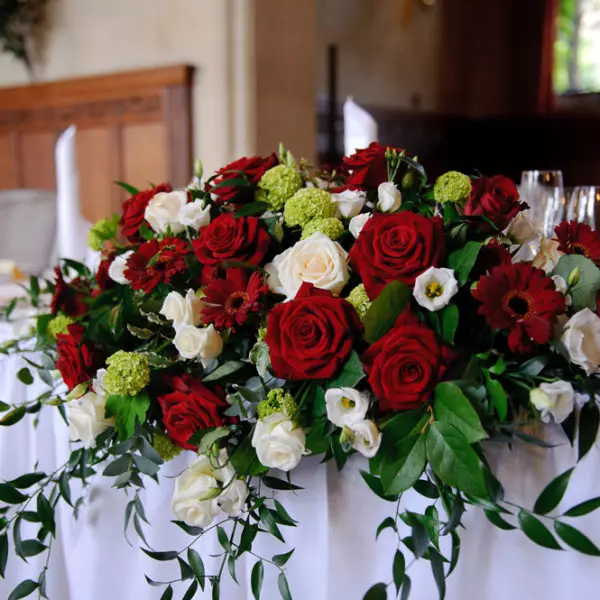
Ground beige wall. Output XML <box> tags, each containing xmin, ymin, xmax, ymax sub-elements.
<box><xmin>316</xmin><ymin>0</ymin><xmax>441</xmax><ymax>111</ymax></box>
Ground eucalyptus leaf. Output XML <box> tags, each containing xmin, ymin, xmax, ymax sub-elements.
<box><xmin>552</xmin><ymin>254</ymin><xmax>600</xmax><ymax>310</ymax></box>
<box><xmin>203</xmin><ymin>361</ymin><xmax>246</xmax><ymax>382</ymax></box>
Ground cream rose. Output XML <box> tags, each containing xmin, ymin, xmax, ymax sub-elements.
<box><xmin>108</xmin><ymin>251</ymin><xmax>134</xmax><ymax>285</ymax></box>
<box><xmin>66</xmin><ymin>391</ymin><xmax>113</xmax><ymax>449</ymax></box>
<box><xmin>160</xmin><ymin>290</ymin><xmax>204</xmax><ymax>328</ymax></box>
<box><xmin>265</xmin><ymin>232</ymin><xmax>349</xmax><ymax>299</ymax></box>
<box><xmin>413</xmin><ymin>267</ymin><xmax>459</xmax><ymax>312</ymax></box>
<box><xmin>173</xmin><ymin>324</ymin><xmax>223</xmax><ymax>360</ymax></box>
<box><xmin>349</xmin><ymin>213</ymin><xmax>372</xmax><ymax>238</ymax></box>
<box><xmin>217</xmin><ymin>480</ymin><xmax>249</xmax><ymax>518</ymax></box>
<box><xmin>561</xmin><ymin>308</ymin><xmax>600</xmax><ymax>375</ymax></box>
<box><xmin>532</xmin><ymin>237</ymin><xmax>562</xmax><ymax>273</ymax></box>
<box><xmin>252</xmin><ymin>412</ymin><xmax>306</xmax><ymax>471</ymax></box>
<box><xmin>145</xmin><ymin>190</ymin><xmax>188</xmax><ymax>234</ymax></box>
<box><xmin>530</xmin><ymin>380</ymin><xmax>575</xmax><ymax>424</ymax></box>
<box><xmin>331</xmin><ymin>188</ymin><xmax>366</xmax><ymax>219</ymax></box>
<box><xmin>377</xmin><ymin>182</ymin><xmax>402</xmax><ymax>212</ymax></box>
<box><xmin>179</xmin><ymin>200</ymin><xmax>211</xmax><ymax>230</ymax></box>
<box><xmin>325</xmin><ymin>387</ymin><xmax>369</xmax><ymax>427</ymax></box>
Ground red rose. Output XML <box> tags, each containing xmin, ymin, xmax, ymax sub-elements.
<box><xmin>92</xmin><ymin>253</ymin><xmax>115</xmax><ymax>297</ymax></box>
<box><xmin>51</xmin><ymin>266</ymin><xmax>90</xmax><ymax>317</ymax></box>
<box><xmin>343</xmin><ymin>142</ymin><xmax>409</xmax><ymax>188</ymax></box>
<box><xmin>554</xmin><ymin>221</ymin><xmax>600</xmax><ymax>267</ymax></box>
<box><xmin>56</xmin><ymin>324</ymin><xmax>99</xmax><ymax>390</ymax></box>
<box><xmin>158</xmin><ymin>374</ymin><xmax>229</xmax><ymax>450</ymax></box>
<box><xmin>463</xmin><ymin>175</ymin><xmax>526</xmax><ymax>231</ymax></box>
<box><xmin>266</xmin><ymin>283</ymin><xmax>363</xmax><ymax>381</ymax></box>
<box><xmin>207</xmin><ymin>153</ymin><xmax>277</xmax><ymax>205</ymax></box>
<box><xmin>362</xmin><ymin>310</ymin><xmax>453</xmax><ymax>412</ymax></box>
<box><xmin>348</xmin><ymin>212</ymin><xmax>445</xmax><ymax>299</ymax></box>
<box><xmin>121</xmin><ymin>183</ymin><xmax>172</xmax><ymax>241</ymax></box>
<box><xmin>125</xmin><ymin>237</ymin><xmax>191</xmax><ymax>293</ymax></box>
<box><xmin>193</xmin><ymin>214</ymin><xmax>270</xmax><ymax>267</ymax></box>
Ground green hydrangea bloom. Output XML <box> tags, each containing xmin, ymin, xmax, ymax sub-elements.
<box><xmin>103</xmin><ymin>351</ymin><xmax>150</xmax><ymax>397</ymax></box>
<box><xmin>257</xmin><ymin>389</ymin><xmax>297</xmax><ymax>420</ymax></box>
<box><xmin>433</xmin><ymin>171</ymin><xmax>472</xmax><ymax>204</ymax></box>
<box><xmin>257</xmin><ymin>165</ymin><xmax>303</xmax><ymax>211</ymax></box>
<box><xmin>88</xmin><ymin>217</ymin><xmax>118</xmax><ymax>251</ymax></box>
<box><xmin>46</xmin><ymin>315</ymin><xmax>74</xmax><ymax>340</ymax></box>
<box><xmin>346</xmin><ymin>284</ymin><xmax>371</xmax><ymax>319</ymax></box>
<box><xmin>283</xmin><ymin>188</ymin><xmax>336</xmax><ymax>228</ymax></box>
<box><xmin>257</xmin><ymin>327</ymin><xmax>267</xmax><ymax>342</ymax></box>
<box><xmin>153</xmin><ymin>433</ymin><xmax>183</xmax><ymax>462</ymax></box>
<box><xmin>301</xmin><ymin>217</ymin><xmax>344</xmax><ymax>241</ymax></box>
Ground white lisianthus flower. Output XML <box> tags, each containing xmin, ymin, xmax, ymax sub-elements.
<box><xmin>325</xmin><ymin>387</ymin><xmax>369</xmax><ymax>427</ymax></box>
<box><xmin>377</xmin><ymin>182</ymin><xmax>402</xmax><ymax>213</ymax></box>
<box><xmin>108</xmin><ymin>251</ymin><xmax>134</xmax><ymax>285</ymax></box>
<box><xmin>173</xmin><ymin>324</ymin><xmax>223</xmax><ymax>361</ymax></box>
<box><xmin>265</xmin><ymin>232</ymin><xmax>349</xmax><ymax>299</ymax></box>
<box><xmin>413</xmin><ymin>267</ymin><xmax>459</xmax><ymax>312</ymax></box>
<box><xmin>532</xmin><ymin>237</ymin><xmax>562</xmax><ymax>273</ymax></box>
<box><xmin>217</xmin><ymin>479</ymin><xmax>249</xmax><ymax>518</ymax></box>
<box><xmin>530</xmin><ymin>380</ymin><xmax>575</xmax><ymax>424</ymax></box>
<box><xmin>252</xmin><ymin>412</ymin><xmax>306</xmax><ymax>471</ymax></box>
<box><xmin>561</xmin><ymin>308</ymin><xmax>600</xmax><ymax>375</ymax></box>
<box><xmin>345</xmin><ymin>420</ymin><xmax>381</xmax><ymax>458</ymax></box>
<box><xmin>331</xmin><ymin>188</ymin><xmax>366</xmax><ymax>219</ymax></box>
<box><xmin>551</xmin><ymin>275</ymin><xmax>572</xmax><ymax>306</ymax></box>
<box><xmin>160</xmin><ymin>290</ymin><xmax>204</xmax><ymax>328</ymax></box>
<box><xmin>179</xmin><ymin>200</ymin><xmax>211</xmax><ymax>230</ymax></box>
<box><xmin>349</xmin><ymin>213</ymin><xmax>372</xmax><ymax>238</ymax></box>
<box><xmin>145</xmin><ymin>190</ymin><xmax>188</xmax><ymax>234</ymax></box>
<box><xmin>66</xmin><ymin>391</ymin><xmax>114</xmax><ymax>449</ymax></box>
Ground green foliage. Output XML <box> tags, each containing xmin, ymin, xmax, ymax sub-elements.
<box><xmin>448</xmin><ymin>241</ymin><xmax>481</xmax><ymax>285</ymax></box>
<box><xmin>433</xmin><ymin>383</ymin><xmax>487</xmax><ymax>444</ymax></box>
<box><xmin>553</xmin><ymin>255</ymin><xmax>600</xmax><ymax>310</ymax></box>
<box><xmin>363</xmin><ymin>281</ymin><xmax>411</xmax><ymax>343</ymax></box>
<box><xmin>326</xmin><ymin>350</ymin><xmax>365</xmax><ymax>389</ymax></box>
<box><xmin>533</xmin><ymin>468</ymin><xmax>574</xmax><ymax>515</ymax></box>
<box><xmin>105</xmin><ymin>392</ymin><xmax>151</xmax><ymax>440</ymax></box>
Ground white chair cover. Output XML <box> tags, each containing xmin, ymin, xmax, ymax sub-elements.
<box><xmin>343</xmin><ymin>97</ymin><xmax>378</xmax><ymax>157</ymax></box>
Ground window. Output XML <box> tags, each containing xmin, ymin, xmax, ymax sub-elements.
<box><xmin>554</xmin><ymin>0</ymin><xmax>600</xmax><ymax>94</ymax></box>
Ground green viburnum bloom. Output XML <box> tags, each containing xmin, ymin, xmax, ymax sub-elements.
<box><xmin>257</xmin><ymin>327</ymin><xmax>267</xmax><ymax>342</ymax></box>
<box><xmin>88</xmin><ymin>217</ymin><xmax>118</xmax><ymax>251</ymax></box>
<box><xmin>103</xmin><ymin>351</ymin><xmax>150</xmax><ymax>397</ymax></box>
<box><xmin>257</xmin><ymin>164</ymin><xmax>303</xmax><ymax>211</ymax></box>
<box><xmin>283</xmin><ymin>188</ymin><xmax>336</xmax><ymax>228</ymax></box>
<box><xmin>257</xmin><ymin>388</ymin><xmax>297</xmax><ymax>420</ymax></box>
<box><xmin>433</xmin><ymin>171</ymin><xmax>472</xmax><ymax>204</ymax></box>
<box><xmin>46</xmin><ymin>315</ymin><xmax>74</xmax><ymax>340</ymax></box>
<box><xmin>346</xmin><ymin>283</ymin><xmax>371</xmax><ymax>319</ymax></box>
<box><xmin>153</xmin><ymin>433</ymin><xmax>182</xmax><ymax>462</ymax></box>
<box><xmin>301</xmin><ymin>217</ymin><xmax>345</xmax><ymax>241</ymax></box>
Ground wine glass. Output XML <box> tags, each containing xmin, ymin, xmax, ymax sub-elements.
<box><xmin>520</xmin><ymin>170</ymin><xmax>565</xmax><ymax>237</ymax></box>
<box><xmin>566</xmin><ymin>186</ymin><xmax>600</xmax><ymax>228</ymax></box>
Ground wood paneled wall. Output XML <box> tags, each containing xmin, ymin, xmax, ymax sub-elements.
<box><xmin>0</xmin><ymin>65</ymin><xmax>193</xmax><ymax>222</ymax></box>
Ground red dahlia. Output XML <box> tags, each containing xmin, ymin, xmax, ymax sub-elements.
<box><xmin>554</xmin><ymin>221</ymin><xmax>600</xmax><ymax>267</ymax></box>
<box><xmin>472</xmin><ymin>263</ymin><xmax>566</xmax><ymax>354</ymax></box>
<box><xmin>125</xmin><ymin>237</ymin><xmax>190</xmax><ymax>293</ymax></box>
<box><xmin>51</xmin><ymin>266</ymin><xmax>90</xmax><ymax>317</ymax></box>
<box><xmin>120</xmin><ymin>183</ymin><xmax>172</xmax><ymax>241</ymax></box>
<box><xmin>201</xmin><ymin>268</ymin><xmax>267</xmax><ymax>331</ymax></box>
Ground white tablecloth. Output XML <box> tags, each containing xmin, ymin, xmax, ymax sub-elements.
<box><xmin>0</xmin><ymin>319</ymin><xmax>599</xmax><ymax>599</ymax></box>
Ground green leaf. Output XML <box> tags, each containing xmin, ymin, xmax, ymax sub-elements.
<box><xmin>251</xmin><ymin>560</ymin><xmax>264</xmax><ymax>600</ymax></box>
<box><xmin>578</xmin><ymin>400</ymin><xmax>599</xmax><ymax>461</ymax></box>
<box><xmin>160</xmin><ymin>586</ymin><xmax>173</xmax><ymax>600</ymax></box>
<box><xmin>448</xmin><ymin>241</ymin><xmax>481</xmax><ymax>285</ymax></box>
<box><xmin>484</xmin><ymin>510</ymin><xmax>516</xmax><ymax>530</ymax></box>
<box><xmin>429</xmin><ymin>547</ymin><xmax>446</xmax><ymax>600</ymax></box>
<box><xmin>518</xmin><ymin>510</ymin><xmax>562</xmax><ymax>550</ymax></box>
<box><xmin>278</xmin><ymin>572</ymin><xmax>293</xmax><ymax>600</ymax></box>
<box><xmin>400</xmin><ymin>576</ymin><xmax>412</xmax><ymax>600</ymax></box>
<box><xmin>182</xmin><ymin>581</ymin><xmax>198</xmax><ymax>600</ymax></box>
<box><xmin>178</xmin><ymin>557</ymin><xmax>194</xmax><ymax>581</ymax></box>
<box><xmin>188</xmin><ymin>427</ymin><xmax>230</xmax><ymax>454</ymax></box>
<box><xmin>326</xmin><ymin>351</ymin><xmax>365</xmax><ymax>389</ymax></box>
<box><xmin>58</xmin><ymin>471</ymin><xmax>72</xmax><ymax>507</ymax></box>
<box><xmin>141</xmin><ymin>549</ymin><xmax>178</xmax><ymax>561</ymax></box>
<box><xmin>359</xmin><ymin>471</ymin><xmax>398</xmax><ymax>503</ymax></box>
<box><xmin>433</xmin><ymin>382</ymin><xmax>487</xmax><ymax>443</ymax></box>
<box><xmin>229</xmin><ymin>436</ymin><xmax>267</xmax><ymax>476</ymax></box>
<box><xmin>381</xmin><ymin>435</ymin><xmax>426</xmax><ymax>495</ymax></box>
<box><xmin>553</xmin><ymin>254</ymin><xmax>600</xmax><ymax>310</ymax></box>
<box><xmin>376</xmin><ymin>517</ymin><xmax>397</xmax><ymax>539</ymax></box>
<box><xmin>115</xmin><ymin>181</ymin><xmax>140</xmax><ymax>196</ymax></box>
<box><xmin>363</xmin><ymin>281</ymin><xmax>411</xmax><ymax>343</ymax></box>
<box><xmin>227</xmin><ymin>555</ymin><xmax>238</xmax><ymax>584</ymax></box>
<box><xmin>483</xmin><ymin>373</ymin><xmax>508</xmax><ymax>421</ymax></box>
<box><xmin>102</xmin><ymin>455</ymin><xmax>131</xmax><ymax>477</ymax></box>
<box><xmin>105</xmin><ymin>392</ymin><xmax>150</xmax><ymax>440</ymax></box>
<box><xmin>262</xmin><ymin>476</ymin><xmax>303</xmax><ymax>491</ymax></box>
<box><xmin>17</xmin><ymin>368</ymin><xmax>34</xmax><ymax>385</ymax></box>
<box><xmin>212</xmin><ymin>580</ymin><xmax>220</xmax><ymax>600</ymax></box>
<box><xmin>516</xmin><ymin>356</ymin><xmax>548</xmax><ymax>377</ymax></box>
<box><xmin>0</xmin><ymin>406</ymin><xmax>26</xmax><ymax>426</ymax></box>
<box><xmin>133</xmin><ymin>454</ymin><xmax>160</xmax><ymax>476</ymax></box>
<box><xmin>217</xmin><ymin>526</ymin><xmax>232</xmax><ymax>555</ymax></box>
<box><xmin>393</xmin><ymin>549</ymin><xmax>405</xmax><ymax>595</ymax></box>
<box><xmin>363</xmin><ymin>582</ymin><xmax>387</xmax><ymax>600</ymax></box>
<box><xmin>554</xmin><ymin>521</ymin><xmax>600</xmax><ymax>556</ymax></box>
<box><xmin>235</xmin><ymin>201</ymin><xmax>270</xmax><ymax>217</ymax></box>
<box><xmin>0</xmin><ymin>484</ymin><xmax>27</xmax><ymax>504</ymax></box>
<box><xmin>0</xmin><ymin>533</ymin><xmax>7</xmax><ymax>577</ymax></box>
<box><xmin>203</xmin><ymin>361</ymin><xmax>246</xmax><ymax>382</ymax></box>
<box><xmin>258</xmin><ymin>506</ymin><xmax>285</xmax><ymax>542</ymax></box>
<box><xmin>20</xmin><ymin>540</ymin><xmax>46</xmax><ymax>557</ymax></box>
<box><xmin>273</xmin><ymin>548</ymin><xmax>295</xmax><ymax>566</ymax></box>
<box><xmin>564</xmin><ymin>496</ymin><xmax>600</xmax><ymax>517</ymax></box>
<box><xmin>439</xmin><ymin>304</ymin><xmax>459</xmax><ymax>345</ymax></box>
<box><xmin>413</xmin><ymin>479</ymin><xmax>439</xmax><ymax>499</ymax></box>
<box><xmin>188</xmin><ymin>548</ymin><xmax>205</xmax><ymax>590</ymax></box>
<box><xmin>425</xmin><ymin>422</ymin><xmax>488</xmax><ymax>498</ymax></box>
<box><xmin>9</xmin><ymin>473</ymin><xmax>46</xmax><ymax>489</ymax></box>
<box><xmin>37</xmin><ymin>494</ymin><xmax>55</xmax><ymax>537</ymax></box>
<box><xmin>8</xmin><ymin>580</ymin><xmax>39</xmax><ymax>600</ymax></box>
<box><xmin>273</xmin><ymin>500</ymin><xmax>297</xmax><ymax>526</ymax></box>
<box><xmin>534</xmin><ymin>468</ymin><xmax>574</xmax><ymax>515</ymax></box>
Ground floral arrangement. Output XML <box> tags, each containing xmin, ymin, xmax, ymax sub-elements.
<box><xmin>2</xmin><ymin>143</ymin><xmax>600</xmax><ymax>600</ymax></box>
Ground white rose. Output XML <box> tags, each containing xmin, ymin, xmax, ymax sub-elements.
<box><xmin>413</xmin><ymin>267</ymin><xmax>459</xmax><ymax>312</ymax></box>
<box><xmin>530</xmin><ymin>380</ymin><xmax>575</xmax><ymax>424</ymax></box>
<box><xmin>92</xmin><ymin>368</ymin><xmax>108</xmax><ymax>396</ymax></box>
<box><xmin>171</xmin><ymin>455</ymin><xmax>221</xmax><ymax>527</ymax></box>
<box><xmin>347</xmin><ymin>420</ymin><xmax>381</xmax><ymax>458</ymax></box>
<box><xmin>66</xmin><ymin>391</ymin><xmax>113</xmax><ymax>449</ymax></box>
<box><xmin>265</xmin><ymin>233</ymin><xmax>349</xmax><ymax>299</ymax></box>
<box><xmin>173</xmin><ymin>324</ymin><xmax>223</xmax><ymax>360</ymax></box>
<box><xmin>179</xmin><ymin>200</ymin><xmax>211</xmax><ymax>230</ymax></box>
<box><xmin>506</xmin><ymin>212</ymin><xmax>538</xmax><ymax>244</ymax></box>
<box><xmin>331</xmin><ymin>189</ymin><xmax>366</xmax><ymax>219</ymax></box>
<box><xmin>325</xmin><ymin>387</ymin><xmax>369</xmax><ymax>427</ymax></box>
<box><xmin>561</xmin><ymin>308</ymin><xmax>600</xmax><ymax>375</ymax></box>
<box><xmin>160</xmin><ymin>290</ymin><xmax>204</xmax><ymax>327</ymax></box>
<box><xmin>145</xmin><ymin>190</ymin><xmax>188</xmax><ymax>234</ymax></box>
<box><xmin>252</xmin><ymin>412</ymin><xmax>306</xmax><ymax>471</ymax></box>
<box><xmin>377</xmin><ymin>182</ymin><xmax>402</xmax><ymax>212</ymax></box>
<box><xmin>108</xmin><ymin>251</ymin><xmax>134</xmax><ymax>285</ymax></box>
<box><xmin>349</xmin><ymin>213</ymin><xmax>372</xmax><ymax>238</ymax></box>
<box><xmin>217</xmin><ymin>480</ymin><xmax>249</xmax><ymax>518</ymax></box>
<box><xmin>532</xmin><ymin>237</ymin><xmax>562</xmax><ymax>273</ymax></box>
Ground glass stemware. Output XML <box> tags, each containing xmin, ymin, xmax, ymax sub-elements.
<box><xmin>566</xmin><ymin>186</ymin><xmax>600</xmax><ymax>229</ymax></box>
<box><xmin>520</xmin><ymin>170</ymin><xmax>565</xmax><ymax>237</ymax></box>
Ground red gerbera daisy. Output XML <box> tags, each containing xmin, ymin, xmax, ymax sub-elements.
<box><xmin>472</xmin><ymin>263</ymin><xmax>566</xmax><ymax>354</ymax></box>
<box><xmin>201</xmin><ymin>268</ymin><xmax>268</xmax><ymax>330</ymax></box>
<box><xmin>554</xmin><ymin>221</ymin><xmax>600</xmax><ymax>267</ymax></box>
<box><xmin>125</xmin><ymin>237</ymin><xmax>190</xmax><ymax>293</ymax></box>
<box><xmin>51</xmin><ymin>266</ymin><xmax>90</xmax><ymax>317</ymax></box>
